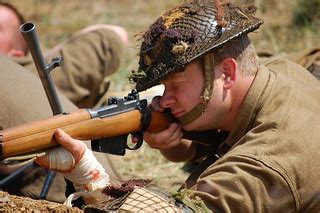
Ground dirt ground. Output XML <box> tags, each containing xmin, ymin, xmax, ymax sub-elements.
<box><xmin>0</xmin><ymin>191</ymin><xmax>82</xmax><ymax>213</ymax></box>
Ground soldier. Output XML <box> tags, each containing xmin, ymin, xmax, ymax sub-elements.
<box><xmin>0</xmin><ymin>2</ymin><xmax>128</xmax><ymax>108</ymax></box>
<box><xmin>35</xmin><ymin>0</ymin><xmax>320</xmax><ymax>211</ymax></box>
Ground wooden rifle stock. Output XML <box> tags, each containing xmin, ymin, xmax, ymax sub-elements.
<box><xmin>0</xmin><ymin>108</ymin><xmax>172</xmax><ymax>159</ymax></box>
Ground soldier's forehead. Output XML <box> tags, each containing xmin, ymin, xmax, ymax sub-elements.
<box><xmin>160</xmin><ymin>72</ymin><xmax>186</xmax><ymax>84</ymax></box>
<box><xmin>168</xmin><ymin>72</ymin><xmax>185</xmax><ymax>79</ymax></box>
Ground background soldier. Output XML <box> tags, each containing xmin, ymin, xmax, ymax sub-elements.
<box><xmin>0</xmin><ymin>2</ymin><xmax>128</xmax><ymax>108</ymax></box>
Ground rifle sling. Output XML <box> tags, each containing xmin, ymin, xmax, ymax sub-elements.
<box><xmin>180</xmin><ymin>154</ymin><xmax>219</xmax><ymax>190</ymax></box>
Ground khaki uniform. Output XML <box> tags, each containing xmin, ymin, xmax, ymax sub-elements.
<box><xmin>13</xmin><ymin>28</ymin><xmax>124</xmax><ymax>108</ymax></box>
<box><xmin>0</xmin><ymin>55</ymin><xmax>122</xmax><ymax>203</ymax></box>
<box><xmin>192</xmin><ymin>58</ymin><xmax>320</xmax><ymax>212</ymax></box>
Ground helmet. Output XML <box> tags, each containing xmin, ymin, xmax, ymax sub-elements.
<box><xmin>131</xmin><ymin>0</ymin><xmax>263</xmax><ymax>92</ymax></box>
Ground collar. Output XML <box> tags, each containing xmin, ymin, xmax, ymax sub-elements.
<box><xmin>221</xmin><ymin>63</ymin><xmax>272</xmax><ymax>152</ymax></box>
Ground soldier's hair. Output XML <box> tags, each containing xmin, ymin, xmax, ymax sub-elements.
<box><xmin>214</xmin><ymin>34</ymin><xmax>260</xmax><ymax>76</ymax></box>
<box><xmin>0</xmin><ymin>2</ymin><xmax>25</xmax><ymax>25</ymax></box>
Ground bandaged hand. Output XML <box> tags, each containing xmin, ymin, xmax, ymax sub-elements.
<box><xmin>35</xmin><ymin>129</ymin><xmax>110</xmax><ymax>203</ymax></box>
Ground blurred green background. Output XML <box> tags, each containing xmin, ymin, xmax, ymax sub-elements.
<box><xmin>6</xmin><ymin>0</ymin><xmax>320</xmax><ymax>190</ymax></box>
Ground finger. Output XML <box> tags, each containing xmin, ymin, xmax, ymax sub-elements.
<box><xmin>144</xmin><ymin>123</ymin><xmax>182</xmax><ymax>149</ymax></box>
<box><xmin>164</xmin><ymin>122</ymin><xmax>182</xmax><ymax>140</ymax></box>
<box><xmin>35</xmin><ymin>154</ymin><xmax>50</xmax><ymax>168</ymax></box>
<box><xmin>54</xmin><ymin>129</ymin><xmax>85</xmax><ymax>163</ymax></box>
<box><xmin>150</xmin><ymin>96</ymin><xmax>165</xmax><ymax>112</ymax></box>
<box><xmin>131</xmin><ymin>136</ymin><xmax>139</xmax><ymax>144</ymax></box>
<box><xmin>162</xmin><ymin>124</ymin><xmax>183</xmax><ymax>146</ymax></box>
<box><xmin>143</xmin><ymin>124</ymin><xmax>178</xmax><ymax>146</ymax></box>
<box><xmin>156</xmin><ymin>126</ymin><xmax>183</xmax><ymax>149</ymax></box>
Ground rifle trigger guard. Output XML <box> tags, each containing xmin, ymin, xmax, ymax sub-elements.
<box><xmin>126</xmin><ymin>101</ymin><xmax>152</xmax><ymax>150</ymax></box>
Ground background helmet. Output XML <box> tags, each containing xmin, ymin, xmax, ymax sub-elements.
<box><xmin>131</xmin><ymin>0</ymin><xmax>263</xmax><ymax>92</ymax></box>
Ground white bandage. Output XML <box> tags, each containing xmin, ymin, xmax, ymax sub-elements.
<box><xmin>63</xmin><ymin>147</ymin><xmax>110</xmax><ymax>191</ymax></box>
<box><xmin>47</xmin><ymin>146</ymin><xmax>110</xmax><ymax>204</ymax></box>
<box><xmin>64</xmin><ymin>147</ymin><xmax>110</xmax><ymax>204</ymax></box>
<box><xmin>48</xmin><ymin>147</ymin><xmax>75</xmax><ymax>171</ymax></box>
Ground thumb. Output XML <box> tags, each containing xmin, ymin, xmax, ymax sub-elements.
<box><xmin>150</xmin><ymin>96</ymin><xmax>164</xmax><ymax>112</ymax></box>
<box><xmin>54</xmin><ymin>129</ymin><xmax>86</xmax><ymax>163</ymax></box>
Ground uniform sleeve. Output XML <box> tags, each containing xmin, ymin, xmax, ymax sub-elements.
<box><xmin>49</xmin><ymin>28</ymin><xmax>125</xmax><ymax>108</ymax></box>
<box><xmin>191</xmin><ymin>154</ymin><xmax>297</xmax><ymax>212</ymax></box>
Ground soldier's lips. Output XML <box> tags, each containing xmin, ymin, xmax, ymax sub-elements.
<box><xmin>172</xmin><ymin>111</ymin><xmax>184</xmax><ymax>118</ymax></box>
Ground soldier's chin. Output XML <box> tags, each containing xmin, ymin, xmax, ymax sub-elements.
<box><xmin>182</xmin><ymin>121</ymin><xmax>200</xmax><ymax>131</ymax></box>
<box><xmin>182</xmin><ymin>116</ymin><xmax>211</xmax><ymax>131</ymax></box>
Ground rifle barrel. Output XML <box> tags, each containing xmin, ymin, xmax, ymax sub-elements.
<box><xmin>20</xmin><ymin>22</ymin><xmax>63</xmax><ymax>115</ymax></box>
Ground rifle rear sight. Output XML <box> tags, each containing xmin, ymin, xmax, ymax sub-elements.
<box><xmin>90</xmin><ymin>90</ymin><xmax>149</xmax><ymax>155</ymax></box>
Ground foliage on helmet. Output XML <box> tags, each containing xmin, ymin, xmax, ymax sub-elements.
<box><xmin>129</xmin><ymin>0</ymin><xmax>263</xmax><ymax>92</ymax></box>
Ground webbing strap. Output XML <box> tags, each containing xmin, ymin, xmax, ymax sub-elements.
<box><xmin>180</xmin><ymin>154</ymin><xmax>219</xmax><ymax>190</ymax></box>
<box><xmin>178</xmin><ymin>102</ymin><xmax>206</xmax><ymax>125</ymax></box>
<box><xmin>178</xmin><ymin>53</ymin><xmax>215</xmax><ymax>125</ymax></box>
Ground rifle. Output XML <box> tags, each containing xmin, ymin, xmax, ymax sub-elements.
<box><xmin>0</xmin><ymin>88</ymin><xmax>229</xmax><ymax>160</ymax></box>
<box><xmin>0</xmin><ymin>90</ymin><xmax>173</xmax><ymax>159</ymax></box>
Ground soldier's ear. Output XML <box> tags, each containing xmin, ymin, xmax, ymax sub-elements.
<box><xmin>8</xmin><ymin>49</ymin><xmax>26</xmax><ymax>57</ymax></box>
<box><xmin>221</xmin><ymin>58</ymin><xmax>237</xmax><ymax>90</ymax></box>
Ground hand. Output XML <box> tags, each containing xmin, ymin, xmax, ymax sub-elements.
<box><xmin>144</xmin><ymin>122</ymin><xmax>183</xmax><ymax>150</ymax></box>
<box><xmin>36</xmin><ymin>128</ymin><xmax>85</xmax><ymax>171</ymax></box>
<box><xmin>35</xmin><ymin>129</ymin><xmax>110</xmax><ymax>203</ymax></box>
<box><xmin>143</xmin><ymin>96</ymin><xmax>196</xmax><ymax>162</ymax></box>
<box><xmin>142</xmin><ymin>96</ymin><xmax>184</xmax><ymax>150</ymax></box>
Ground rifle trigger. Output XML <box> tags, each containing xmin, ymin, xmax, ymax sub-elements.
<box><xmin>127</xmin><ymin>132</ymin><xmax>144</xmax><ymax>150</ymax></box>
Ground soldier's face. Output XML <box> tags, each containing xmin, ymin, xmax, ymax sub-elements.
<box><xmin>159</xmin><ymin>59</ymin><xmax>209</xmax><ymax>130</ymax></box>
<box><xmin>159</xmin><ymin>58</ymin><xmax>234</xmax><ymax>131</ymax></box>
<box><xmin>0</xmin><ymin>6</ymin><xmax>24</xmax><ymax>56</ymax></box>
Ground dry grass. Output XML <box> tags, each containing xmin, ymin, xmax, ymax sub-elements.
<box><xmin>6</xmin><ymin>0</ymin><xmax>320</xmax><ymax>191</ymax></box>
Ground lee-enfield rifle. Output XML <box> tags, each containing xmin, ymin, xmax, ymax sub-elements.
<box><xmin>0</xmin><ymin>92</ymin><xmax>228</xmax><ymax>160</ymax></box>
<box><xmin>0</xmin><ymin>89</ymin><xmax>174</xmax><ymax>159</ymax></box>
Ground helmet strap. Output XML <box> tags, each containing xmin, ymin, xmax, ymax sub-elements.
<box><xmin>178</xmin><ymin>52</ymin><xmax>215</xmax><ymax>125</ymax></box>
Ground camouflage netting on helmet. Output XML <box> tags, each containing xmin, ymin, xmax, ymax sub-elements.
<box><xmin>130</xmin><ymin>0</ymin><xmax>263</xmax><ymax>92</ymax></box>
